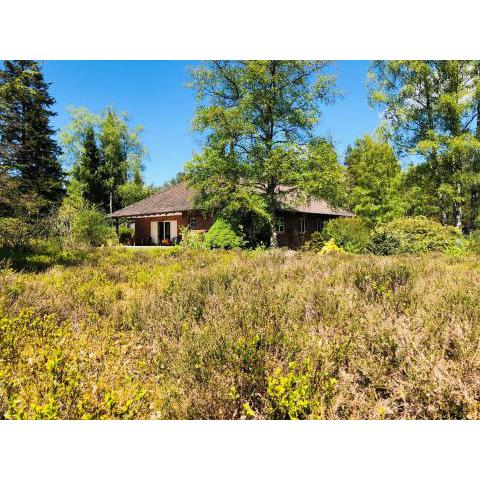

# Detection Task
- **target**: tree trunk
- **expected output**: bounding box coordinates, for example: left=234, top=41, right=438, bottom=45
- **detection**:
left=109, top=192, right=113, bottom=214
left=438, top=190, right=448, bottom=225
left=455, top=183, right=462, bottom=230
left=270, top=215, right=278, bottom=248
left=469, top=184, right=478, bottom=232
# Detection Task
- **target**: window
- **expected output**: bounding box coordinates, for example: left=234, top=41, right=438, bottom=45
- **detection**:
left=316, top=218, right=324, bottom=232
left=276, top=217, right=285, bottom=233
left=190, top=217, right=197, bottom=228
left=300, top=217, right=306, bottom=234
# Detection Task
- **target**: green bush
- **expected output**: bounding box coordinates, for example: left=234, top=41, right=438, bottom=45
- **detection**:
left=305, top=217, right=370, bottom=253
left=0, top=217, right=31, bottom=248
left=203, top=218, right=245, bottom=249
left=303, top=231, right=324, bottom=252
left=73, top=208, right=118, bottom=247
left=57, top=202, right=118, bottom=248
left=466, top=230, right=480, bottom=254
left=368, top=230, right=401, bottom=255
left=369, top=216, right=460, bottom=255
left=179, top=226, right=207, bottom=250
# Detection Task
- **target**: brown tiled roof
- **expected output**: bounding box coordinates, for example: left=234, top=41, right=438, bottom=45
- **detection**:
left=279, top=197, right=353, bottom=216
left=109, top=182, right=353, bottom=218
left=109, top=182, right=194, bottom=218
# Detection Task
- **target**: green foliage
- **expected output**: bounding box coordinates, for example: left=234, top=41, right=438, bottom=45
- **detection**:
left=61, top=106, right=148, bottom=214
left=203, top=218, right=245, bottom=249
left=179, top=226, right=207, bottom=250
left=0, top=60, right=64, bottom=213
left=69, top=207, right=117, bottom=247
left=368, top=61, right=480, bottom=231
left=0, top=239, right=86, bottom=272
left=320, top=217, right=371, bottom=253
left=305, top=217, right=370, bottom=253
left=116, top=182, right=154, bottom=208
left=71, top=126, right=104, bottom=207
left=186, top=61, right=344, bottom=246
left=368, top=230, right=401, bottom=256
left=0, top=218, right=30, bottom=248
left=466, top=230, right=480, bottom=254
left=369, top=216, right=461, bottom=255
left=345, top=134, right=405, bottom=224
left=303, top=231, right=325, bottom=252
left=56, top=186, right=117, bottom=247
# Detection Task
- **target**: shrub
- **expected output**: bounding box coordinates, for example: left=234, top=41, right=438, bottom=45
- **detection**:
left=57, top=202, right=117, bottom=248
left=368, top=230, right=401, bottom=256
left=203, top=218, right=245, bottom=249
left=0, top=217, right=31, bottom=248
left=305, top=217, right=370, bottom=253
left=369, top=216, right=460, bottom=255
left=266, top=362, right=316, bottom=420
left=118, top=224, right=134, bottom=245
left=466, top=230, right=480, bottom=254
left=72, top=208, right=117, bottom=247
left=180, top=226, right=207, bottom=250
left=319, top=239, right=345, bottom=255
left=303, top=231, right=324, bottom=252
left=354, top=263, right=413, bottom=301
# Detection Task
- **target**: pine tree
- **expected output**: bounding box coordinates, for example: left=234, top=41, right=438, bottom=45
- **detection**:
left=0, top=60, right=64, bottom=213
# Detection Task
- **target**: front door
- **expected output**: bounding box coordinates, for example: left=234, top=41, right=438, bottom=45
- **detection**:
left=157, top=221, right=171, bottom=242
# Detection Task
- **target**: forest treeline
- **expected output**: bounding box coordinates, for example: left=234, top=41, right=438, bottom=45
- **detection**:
left=2, top=60, right=480, bottom=249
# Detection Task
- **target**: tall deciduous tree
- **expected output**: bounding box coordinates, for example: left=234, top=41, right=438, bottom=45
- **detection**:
left=99, top=110, right=129, bottom=213
left=186, top=60, right=343, bottom=246
left=368, top=60, right=480, bottom=231
left=345, top=134, right=404, bottom=225
left=0, top=60, right=64, bottom=213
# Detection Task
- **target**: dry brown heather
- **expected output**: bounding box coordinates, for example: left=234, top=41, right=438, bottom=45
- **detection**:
left=1, top=247, right=480, bottom=419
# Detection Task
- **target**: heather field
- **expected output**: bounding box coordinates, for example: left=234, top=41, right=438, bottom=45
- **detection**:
left=1, top=247, right=480, bottom=419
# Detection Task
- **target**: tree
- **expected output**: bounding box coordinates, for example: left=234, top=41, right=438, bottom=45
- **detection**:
left=186, top=60, right=343, bottom=246
left=60, top=107, right=148, bottom=213
left=368, top=60, right=480, bottom=231
left=0, top=60, right=64, bottom=212
left=71, top=126, right=105, bottom=207
left=345, top=133, right=404, bottom=225
left=98, top=109, right=129, bottom=213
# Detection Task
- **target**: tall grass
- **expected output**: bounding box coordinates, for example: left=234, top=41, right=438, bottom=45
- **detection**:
left=1, top=247, right=480, bottom=419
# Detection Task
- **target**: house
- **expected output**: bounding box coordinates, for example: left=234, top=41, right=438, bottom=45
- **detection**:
left=109, top=182, right=353, bottom=248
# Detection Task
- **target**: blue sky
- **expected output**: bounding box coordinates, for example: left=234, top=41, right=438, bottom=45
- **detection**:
left=42, top=60, right=379, bottom=186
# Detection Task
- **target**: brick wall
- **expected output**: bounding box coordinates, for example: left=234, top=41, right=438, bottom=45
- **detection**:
left=134, top=211, right=213, bottom=245
left=134, top=210, right=336, bottom=248
left=276, top=212, right=330, bottom=248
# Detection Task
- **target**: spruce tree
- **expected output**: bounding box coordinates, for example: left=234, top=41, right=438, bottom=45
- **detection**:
left=72, top=126, right=105, bottom=207
left=0, top=60, right=64, bottom=213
